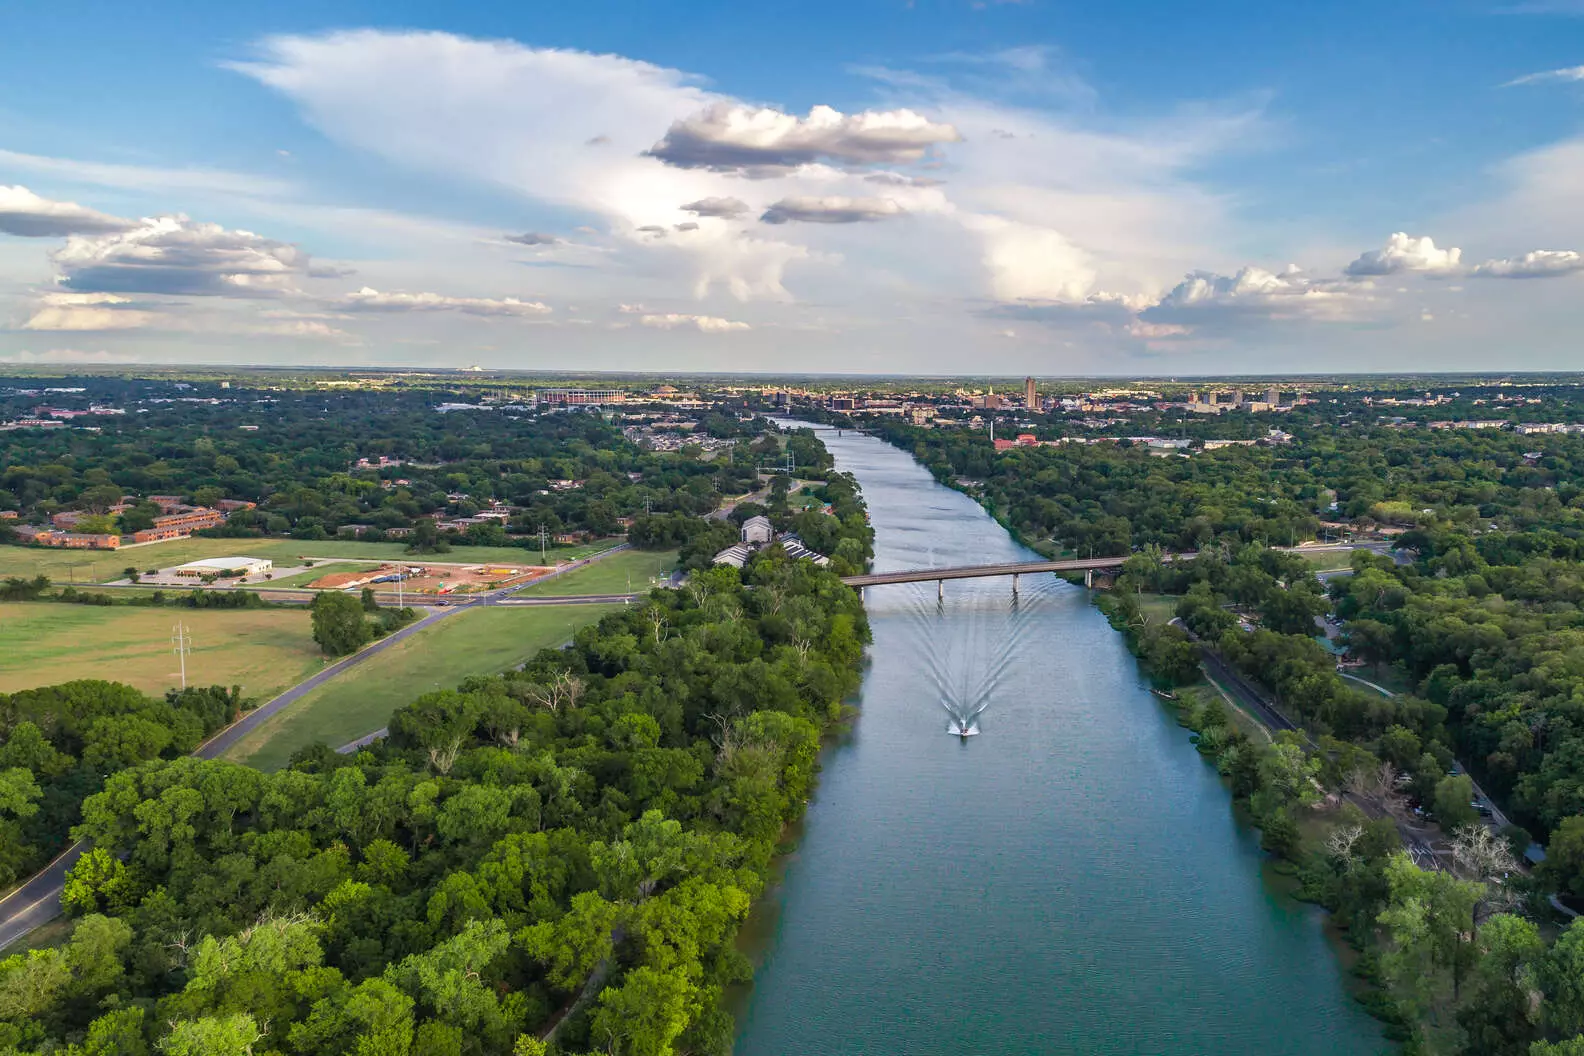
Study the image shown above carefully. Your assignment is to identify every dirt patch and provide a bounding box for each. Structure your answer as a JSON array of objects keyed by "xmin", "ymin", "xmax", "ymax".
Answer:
[{"xmin": 362, "ymin": 562, "xmax": 556, "ymax": 595}]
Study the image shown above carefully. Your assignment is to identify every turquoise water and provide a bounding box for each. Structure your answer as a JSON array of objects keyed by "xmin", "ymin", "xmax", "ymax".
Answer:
[{"xmin": 735, "ymin": 424, "xmax": 1387, "ymax": 1056}]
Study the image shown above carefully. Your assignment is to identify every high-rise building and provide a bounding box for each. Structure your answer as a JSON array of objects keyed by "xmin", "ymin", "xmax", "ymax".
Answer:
[
  {"xmin": 1266, "ymin": 386, "xmax": 1280, "ymax": 407},
  {"xmin": 1024, "ymin": 376, "xmax": 1037, "ymax": 408}
]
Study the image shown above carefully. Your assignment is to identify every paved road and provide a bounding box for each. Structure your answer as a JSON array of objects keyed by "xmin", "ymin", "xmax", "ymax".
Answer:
[{"xmin": 0, "ymin": 544, "xmax": 639, "ymax": 951}]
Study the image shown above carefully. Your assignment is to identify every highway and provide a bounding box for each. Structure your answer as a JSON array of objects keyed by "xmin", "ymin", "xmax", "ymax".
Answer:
[{"xmin": 0, "ymin": 543, "xmax": 640, "ymax": 952}]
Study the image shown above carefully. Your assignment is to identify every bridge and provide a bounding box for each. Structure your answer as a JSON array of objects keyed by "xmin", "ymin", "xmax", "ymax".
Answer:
[{"xmin": 840, "ymin": 554, "xmax": 1186, "ymax": 598}]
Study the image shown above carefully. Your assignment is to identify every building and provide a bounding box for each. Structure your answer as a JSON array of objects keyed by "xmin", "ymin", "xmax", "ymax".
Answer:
[
  {"xmin": 1024, "ymin": 377, "xmax": 1037, "ymax": 408},
  {"xmin": 536, "ymin": 388, "xmax": 626, "ymax": 407},
  {"xmin": 171, "ymin": 557, "xmax": 273, "ymax": 578},
  {"xmin": 741, "ymin": 515, "xmax": 774, "ymax": 545},
  {"xmin": 130, "ymin": 506, "xmax": 226, "ymax": 543},
  {"xmin": 16, "ymin": 525, "xmax": 121, "ymax": 549}
]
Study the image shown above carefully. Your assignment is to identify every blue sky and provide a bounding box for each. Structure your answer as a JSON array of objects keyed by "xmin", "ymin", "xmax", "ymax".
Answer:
[{"xmin": 2, "ymin": 0, "xmax": 1582, "ymax": 373}]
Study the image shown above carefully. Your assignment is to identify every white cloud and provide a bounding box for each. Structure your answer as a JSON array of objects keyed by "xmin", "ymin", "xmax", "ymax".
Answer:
[
  {"xmin": 1503, "ymin": 65, "xmax": 1584, "ymax": 87},
  {"xmin": 639, "ymin": 312, "xmax": 750, "ymax": 332},
  {"xmin": 1127, "ymin": 320, "xmax": 1191, "ymax": 338},
  {"xmin": 0, "ymin": 186, "xmax": 134, "ymax": 237},
  {"xmin": 1472, "ymin": 249, "xmax": 1584, "ymax": 277},
  {"xmin": 52, "ymin": 215, "xmax": 310, "ymax": 296},
  {"xmin": 680, "ymin": 197, "xmax": 750, "ymax": 218},
  {"xmin": 962, "ymin": 215, "xmax": 1096, "ymax": 303},
  {"xmin": 0, "ymin": 149, "xmax": 295, "ymax": 199},
  {"xmin": 1144, "ymin": 266, "xmax": 1371, "ymax": 323},
  {"xmin": 760, "ymin": 196, "xmax": 905, "ymax": 224},
  {"xmin": 1344, "ymin": 232, "xmax": 1462, "ymax": 277},
  {"xmin": 0, "ymin": 348, "xmax": 142, "ymax": 364},
  {"xmin": 336, "ymin": 286, "xmax": 552, "ymax": 315},
  {"xmin": 251, "ymin": 319, "xmax": 356, "ymax": 338},
  {"xmin": 646, "ymin": 103, "xmax": 960, "ymax": 174},
  {"xmin": 23, "ymin": 292, "xmax": 160, "ymax": 331}
]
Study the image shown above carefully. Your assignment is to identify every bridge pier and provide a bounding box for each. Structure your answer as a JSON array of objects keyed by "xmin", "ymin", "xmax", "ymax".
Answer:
[
  {"xmin": 937, "ymin": 578, "xmax": 943, "ymax": 601},
  {"xmin": 1012, "ymin": 573, "xmax": 1019, "ymax": 597},
  {"xmin": 1084, "ymin": 568, "xmax": 1093, "ymax": 589}
]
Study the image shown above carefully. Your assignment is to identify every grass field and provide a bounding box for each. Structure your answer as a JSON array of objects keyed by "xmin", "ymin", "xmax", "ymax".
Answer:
[
  {"xmin": 1132, "ymin": 592, "xmax": 1182, "ymax": 627},
  {"xmin": 0, "ymin": 537, "xmax": 619, "ymax": 585},
  {"xmin": 223, "ymin": 603, "xmax": 622, "ymax": 771},
  {"xmin": 259, "ymin": 562, "xmax": 385, "ymax": 590},
  {"xmin": 517, "ymin": 549, "xmax": 678, "ymax": 596},
  {"xmin": 0, "ymin": 603, "xmax": 322, "ymax": 701}
]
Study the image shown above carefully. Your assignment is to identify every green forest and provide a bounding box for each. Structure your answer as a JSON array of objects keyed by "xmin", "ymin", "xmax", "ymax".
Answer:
[
  {"xmin": 0, "ymin": 381, "xmax": 765, "ymax": 549},
  {"xmin": 0, "ymin": 553, "xmax": 869, "ymax": 1055}
]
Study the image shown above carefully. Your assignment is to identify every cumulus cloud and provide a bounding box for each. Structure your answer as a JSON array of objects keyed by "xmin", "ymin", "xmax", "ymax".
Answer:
[
  {"xmin": 680, "ymin": 197, "xmax": 750, "ymax": 218},
  {"xmin": 505, "ymin": 231, "xmax": 560, "ymax": 245},
  {"xmin": 962, "ymin": 215, "xmax": 1097, "ymax": 303},
  {"xmin": 251, "ymin": 319, "xmax": 356, "ymax": 338},
  {"xmin": 0, "ymin": 185, "xmax": 134, "ymax": 237},
  {"xmin": 1144, "ymin": 266, "xmax": 1369, "ymax": 323},
  {"xmin": 1344, "ymin": 232, "xmax": 1462, "ymax": 277},
  {"xmin": 23, "ymin": 293, "xmax": 160, "ymax": 331},
  {"xmin": 1472, "ymin": 249, "xmax": 1584, "ymax": 277},
  {"xmin": 647, "ymin": 103, "xmax": 960, "ymax": 175},
  {"xmin": 639, "ymin": 312, "xmax": 750, "ymax": 332},
  {"xmin": 52, "ymin": 216, "xmax": 310, "ymax": 296},
  {"xmin": 307, "ymin": 262, "xmax": 357, "ymax": 278},
  {"xmin": 760, "ymin": 196, "xmax": 905, "ymax": 224},
  {"xmin": 336, "ymin": 286, "xmax": 552, "ymax": 315},
  {"xmin": 1503, "ymin": 65, "xmax": 1584, "ymax": 87}
]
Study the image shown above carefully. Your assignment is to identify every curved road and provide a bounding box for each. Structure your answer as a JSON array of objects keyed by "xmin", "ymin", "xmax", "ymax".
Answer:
[{"xmin": 0, "ymin": 544, "xmax": 638, "ymax": 952}]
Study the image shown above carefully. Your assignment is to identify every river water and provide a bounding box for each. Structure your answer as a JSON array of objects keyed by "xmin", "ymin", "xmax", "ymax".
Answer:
[{"xmin": 735, "ymin": 424, "xmax": 1386, "ymax": 1055}]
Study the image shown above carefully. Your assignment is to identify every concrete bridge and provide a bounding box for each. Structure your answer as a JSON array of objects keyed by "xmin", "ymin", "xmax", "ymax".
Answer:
[{"xmin": 840, "ymin": 554, "xmax": 1188, "ymax": 598}]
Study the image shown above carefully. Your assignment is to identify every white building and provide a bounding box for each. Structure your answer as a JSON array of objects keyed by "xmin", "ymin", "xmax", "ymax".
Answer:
[
  {"xmin": 741, "ymin": 515, "xmax": 774, "ymax": 545},
  {"xmin": 171, "ymin": 557, "xmax": 273, "ymax": 578}
]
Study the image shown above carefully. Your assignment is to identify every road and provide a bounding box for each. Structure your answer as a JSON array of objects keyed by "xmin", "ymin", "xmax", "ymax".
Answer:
[{"xmin": 0, "ymin": 543, "xmax": 641, "ymax": 952}]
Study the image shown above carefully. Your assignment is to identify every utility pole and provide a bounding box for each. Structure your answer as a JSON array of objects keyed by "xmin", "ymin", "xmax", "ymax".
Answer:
[
  {"xmin": 538, "ymin": 524, "xmax": 548, "ymax": 565},
  {"xmin": 171, "ymin": 621, "xmax": 192, "ymax": 690}
]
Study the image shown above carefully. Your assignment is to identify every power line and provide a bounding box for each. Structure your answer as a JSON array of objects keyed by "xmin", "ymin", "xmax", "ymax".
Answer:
[{"xmin": 171, "ymin": 621, "xmax": 192, "ymax": 690}]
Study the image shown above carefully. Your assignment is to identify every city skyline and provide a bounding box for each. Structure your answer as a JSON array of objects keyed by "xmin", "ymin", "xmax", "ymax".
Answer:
[{"xmin": 3, "ymin": 1, "xmax": 1584, "ymax": 373}]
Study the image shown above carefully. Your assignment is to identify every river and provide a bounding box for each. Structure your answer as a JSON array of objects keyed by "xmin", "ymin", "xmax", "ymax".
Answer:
[{"xmin": 734, "ymin": 424, "xmax": 1386, "ymax": 1055}]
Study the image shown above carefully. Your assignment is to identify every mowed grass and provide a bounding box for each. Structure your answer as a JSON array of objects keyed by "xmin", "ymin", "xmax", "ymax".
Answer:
[
  {"xmin": 517, "ymin": 549, "xmax": 678, "ymax": 596},
  {"xmin": 223, "ymin": 602, "xmax": 622, "ymax": 771},
  {"xmin": 0, "ymin": 603, "xmax": 321, "ymax": 701},
  {"xmin": 0, "ymin": 537, "xmax": 619, "ymax": 585},
  {"xmin": 261, "ymin": 562, "xmax": 385, "ymax": 590}
]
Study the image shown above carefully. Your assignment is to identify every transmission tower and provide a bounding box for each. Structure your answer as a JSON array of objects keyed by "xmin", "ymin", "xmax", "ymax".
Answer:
[{"xmin": 171, "ymin": 622, "xmax": 192, "ymax": 690}]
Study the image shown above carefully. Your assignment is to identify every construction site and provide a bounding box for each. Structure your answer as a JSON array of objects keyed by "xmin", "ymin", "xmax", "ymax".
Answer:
[{"xmin": 304, "ymin": 561, "xmax": 553, "ymax": 596}]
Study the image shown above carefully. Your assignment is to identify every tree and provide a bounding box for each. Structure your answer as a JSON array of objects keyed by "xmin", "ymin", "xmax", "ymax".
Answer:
[
  {"xmin": 1435, "ymin": 774, "xmax": 1479, "ymax": 831},
  {"xmin": 62, "ymin": 846, "xmax": 133, "ymax": 915},
  {"xmin": 158, "ymin": 1013, "xmax": 267, "ymax": 1056},
  {"xmin": 311, "ymin": 591, "xmax": 373, "ymax": 656},
  {"xmin": 1546, "ymin": 816, "xmax": 1584, "ymax": 899},
  {"xmin": 590, "ymin": 966, "xmax": 693, "ymax": 1056},
  {"xmin": 406, "ymin": 519, "xmax": 451, "ymax": 554}
]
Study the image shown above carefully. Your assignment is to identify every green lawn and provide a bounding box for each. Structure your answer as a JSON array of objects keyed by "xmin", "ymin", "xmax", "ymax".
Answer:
[
  {"xmin": 0, "ymin": 602, "xmax": 321, "ymax": 701},
  {"xmin": 1133, "ymin": 592, "xmax": 1181, "ymax": 627},
  {"xmin": 223, "ymin": 602, "xmax": 622, "ymax": 771},
  {"xmin": 0, "ymin": 537, "xmax": 619, "ymax": 585},
  {"xmin": 517, "ymin": 549, "xmax": 678, "ymax": 596},
  {"xmin": 1294, "ymin": 549, "xmax": 1360, "ymax": 572}
]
